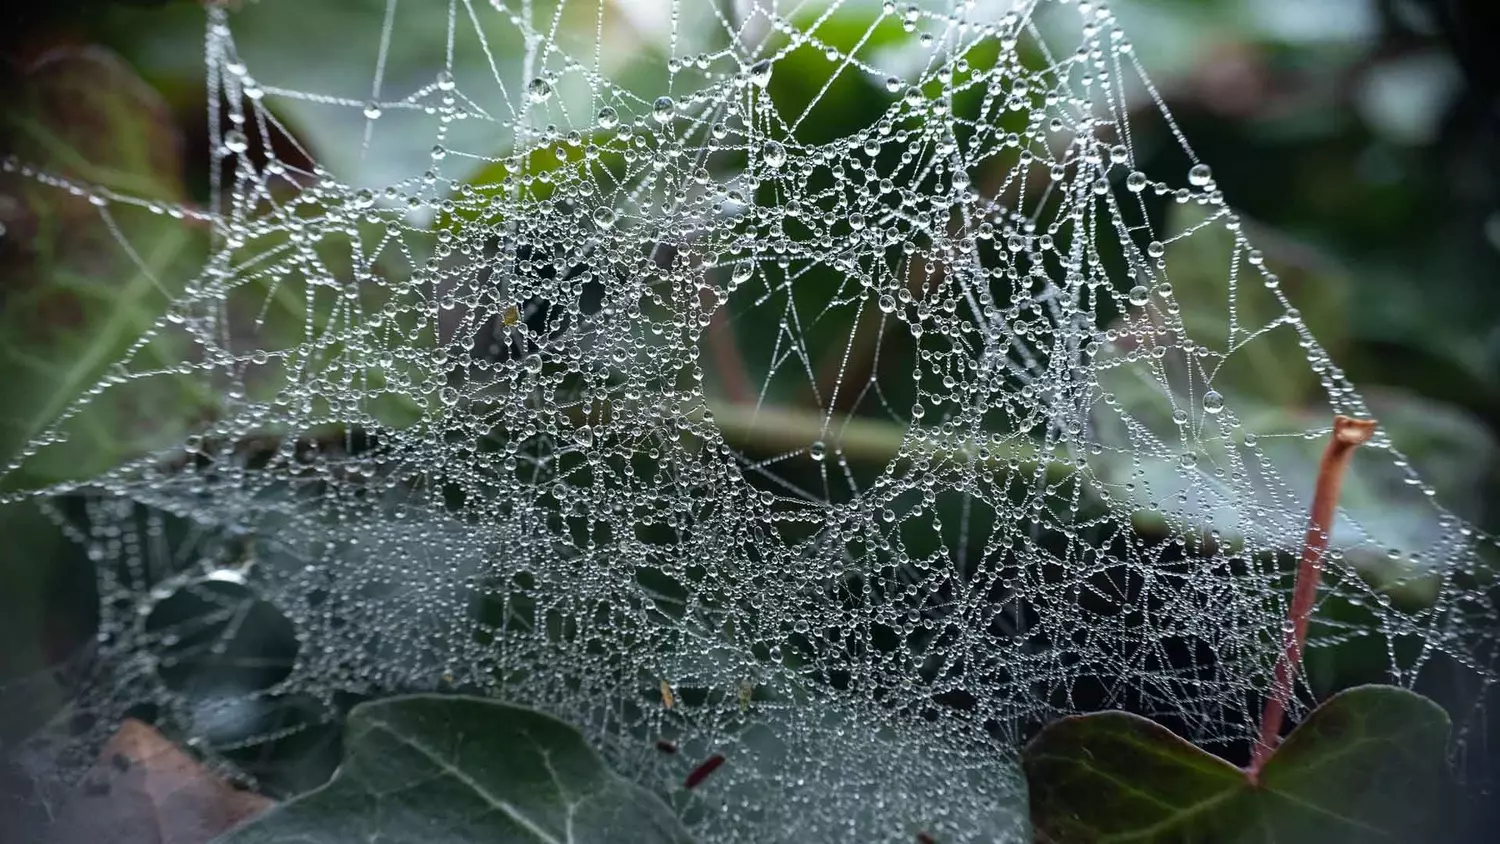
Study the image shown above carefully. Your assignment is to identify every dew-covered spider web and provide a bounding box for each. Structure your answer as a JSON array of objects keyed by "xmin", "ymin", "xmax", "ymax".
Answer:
[{"xmin": 3, "ymin": 0, "xmax": 1499, "ymax": 841}]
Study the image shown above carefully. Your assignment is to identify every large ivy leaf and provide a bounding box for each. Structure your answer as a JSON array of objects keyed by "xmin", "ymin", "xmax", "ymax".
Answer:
[
  {"xmin": 1, "ymin": 46, "xmax": 210, "ymax": 490},
  {"xmin": 218, "ymin": 694, "xmax": 694, "ymax": 844},
  {"xmin": 1022, "ymin": 685, "xmax": 1453, "ymax": 843}
]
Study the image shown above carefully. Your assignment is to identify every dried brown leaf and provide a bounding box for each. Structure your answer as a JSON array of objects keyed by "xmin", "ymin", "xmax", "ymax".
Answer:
[{"xmin": 46, "ymin": 719, "xmax": 272, "ymax": 844}]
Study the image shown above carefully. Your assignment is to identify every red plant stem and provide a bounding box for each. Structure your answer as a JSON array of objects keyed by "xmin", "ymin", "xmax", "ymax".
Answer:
[{"xmin": 1247, "ymin": 414, "xmax": 1376, "ymax": 782}]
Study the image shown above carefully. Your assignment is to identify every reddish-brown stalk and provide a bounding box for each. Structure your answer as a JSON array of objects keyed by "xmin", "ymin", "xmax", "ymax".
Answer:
[
  {"xmin": 684, "ymin": 753, "xmax": 726, "ymax": 789},
  {"xmin": 1247, "ymin": 414, "xmax": 1376, "ymax": 782}
]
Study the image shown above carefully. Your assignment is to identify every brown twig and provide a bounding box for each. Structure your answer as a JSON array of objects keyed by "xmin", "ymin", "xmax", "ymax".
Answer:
[{"xmin": 1247, "ymin": 414, "xmax": 1376, "ymax": 782}]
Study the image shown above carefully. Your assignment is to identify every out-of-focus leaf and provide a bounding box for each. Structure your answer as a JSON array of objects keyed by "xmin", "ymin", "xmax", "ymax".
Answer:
[
  {"xmin": 1090, "ymin": 202, "xmax": 1489, "ymax": 591},
  {"xmin": 766, "ymin": 8, "xmax": 907, "ymax": 146},
  {"xmin": 0, "ymin": 499, "xmax": 88, "ymax": 742},
  {"xmin": 0, "ymin": 46, "xmax": 211, "ymax": 490},
  {"xmin": 103, "ymin": 0, "xmax": 673, "ymax": 192},
  {"xmin": 1022, "ymin": 684, "xmax": 1453, "ymax": 843},
  {"xmin": 1157, "ymin": 198, "xmax": 1351, "ymax": 408},
  {"xmin": 219, "ymin": 694, "xmax": 694, "ymax": 844}
]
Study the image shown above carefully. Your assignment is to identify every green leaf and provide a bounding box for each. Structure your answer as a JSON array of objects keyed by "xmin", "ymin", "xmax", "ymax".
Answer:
[
  {"xmin": 0, "ymin": 47, "xmax": 210, "ymax": 490},
  {"xmin": 1021, "ymin": 685, "xmax": 1453, "ymax": 843},
  {"xmin": 102, "ymin": 0, "xmax": 671, "ymax": 191},
  {"xmin": 217, "ymin": 694, "xmax": 694, "ymax": 844}
]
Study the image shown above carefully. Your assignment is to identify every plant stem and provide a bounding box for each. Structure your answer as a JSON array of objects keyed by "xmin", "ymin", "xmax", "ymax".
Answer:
[
  {"xmin": 706, "ymin": 401, "xmax": 1170, "ymax": 530},
  {"xmin": 1247, "ymin": 414, "xmax": 1376, "ymax": 782},
  {"xmin": 709, "ymin": 402, "xmax": 914, "ymax": 464},
  {"xmin": 707, "ymin": 401, "xmax": 1063, "ymax": 478}
]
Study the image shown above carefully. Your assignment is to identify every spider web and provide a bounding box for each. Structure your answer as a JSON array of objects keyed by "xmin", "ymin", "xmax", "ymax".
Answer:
[{"xmin": 3, "ymin": 0, "xmax": 1498, "ymax": 841}]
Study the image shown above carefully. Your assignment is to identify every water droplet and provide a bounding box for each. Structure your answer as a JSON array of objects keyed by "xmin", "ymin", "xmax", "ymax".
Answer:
[
  {"xmin": 1172, "ymin": 408, "xmax": 1189, "ymax": 425},
  {"xmin": 222, "ymin": 129, "xmax": 248, "ymax": 154},
  {"xmin": 528, "ymin": 77, "xmax": 553, "ymax": 103},
  {"xmin": 436, "ymin": 69, "xmax": 456, "ymax": 91},
  {"xmin": 878, "ymin": 294, "xmax": 897, "ymax": 313},
  {"xmin": 809, "ymin": 440, "xmax": 827, "ymax": 462},
  {"xmin": 1179, "ymin": 452, "xmax": 1198, "ymax": 469},
  {"xmin": 731, "ymin": 262, "xmax": 754, "ymax": 284},
  {"xmin": 204, "ymin": 568, "xmax": 248, "ymax": 586},
  {"xmin": 1188, "ymin": 163, "xmax": 1213, "ymax": 187},
  {"xmin": 597, "ymin": 106, "xmax": 619, "ymax": 129},
  {"xmin": 593, "ymin": 206, "xmax": 616, "ymax": 229},
  {"xmin": 885, "ymin": 76, "xmax": 903, "ymax": 93},
  {"xmin": 1109, "ymin": 144, "xmax": 1129, "ymax": 165},
  {"xmin": 524, "ymin": 354, "xmax": 543, "ymax": 374},
  {"xmin": 1203, "ymin": 390, "xmax": 1224, "ymax": 414},
  {"xmin": 904, "ymin": 86, "xmax": 924, "ymax": 107},
  {"xmin": 749, "ymin": 59, "xmax": 773, "ymax": 88},
  {"xmin": 575, "ymin": 426, "xmax": 594, "ymax": 448},
  {"xmin": 1126, "ymin": 171, "xmax": 1148, "ymax": 192},
  {"xmin": 762, "ymin": 140, "xmax": 786, "ymax": 168},
  {"xmin": 652, "ymin": 96, "xmax": 675, "ymax": 124},
  {"xmin": 1147, "ymin": 240, "xmax": 1165, "ymax": 259},
  {"xmin": 1128, "ymin": 285, "xmax": 1149, "ymax": 306},
  {"xmin": 363, "ymin": 101, "xmax": 382, "ymax": 119}
]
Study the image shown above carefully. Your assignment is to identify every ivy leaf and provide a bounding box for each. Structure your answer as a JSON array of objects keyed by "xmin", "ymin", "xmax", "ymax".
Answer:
[
  {"xmin": 1021, "ymin": 685, "xmax": 1453, "ymax": 843},
  {"xmin": 218, "ymin": 694, "xmax": 694, "ymax": 844}
]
